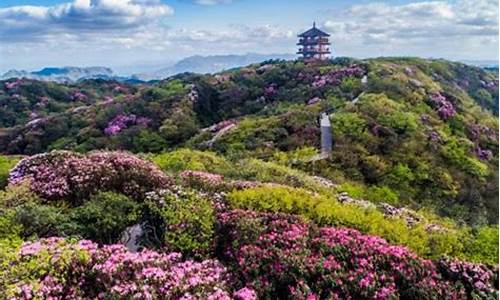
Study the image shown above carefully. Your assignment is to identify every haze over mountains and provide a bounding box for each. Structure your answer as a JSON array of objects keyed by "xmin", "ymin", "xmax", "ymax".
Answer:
[
  {"xmin": 1, "ymin": 53, "xmax": 296, "ymax": 83},
  {"xmin": 4, "ymin": 53, "xmax": 495, "ymax": 83}
]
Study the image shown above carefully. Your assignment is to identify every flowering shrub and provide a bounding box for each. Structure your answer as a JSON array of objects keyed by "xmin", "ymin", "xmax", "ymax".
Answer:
[
  {"xmin": 104, "ymin": 114, "xmax": 151, "ymax": 136},
  {"xmin": 437, "ymin": 259, "xmax": 498, "ymax": 299},
  {"xmin": 264, "ymin": 83, "xmax": 278, "ymax": 97},
  {"xmin": 70, "ymin": 91, "xmax": 88, "ymax": 102},
  {"xmin": 3, "ymin": 238, "xmax": 238, "ymax": 299},
  {"xmin": 312, "ymin": 65, "xmax": 365, "ymax": 88},
  {"xmin": 180, "ymin": 170, "xmax": 225, "ymax": 191},
  {"xmin": 9, "ymin": 151, "xmax": 171, "ymax": 202},
  {"xmin": 226, "ymin": 186, "xmax": 494, "ymax": 263},
  {"xmin": 429, "ymin": 92, "xmax": 456, "ymax": 120},
  {"xmin": 467, "ymin": 123, "xmax": 498, "ymax": 142},
  {"xmin": 475, "ymin": 145, "xmax": 493, "ymax": 161},
  {"xmin": 216, "ymin": 210, "xmax": 497, "ymax": 300}
]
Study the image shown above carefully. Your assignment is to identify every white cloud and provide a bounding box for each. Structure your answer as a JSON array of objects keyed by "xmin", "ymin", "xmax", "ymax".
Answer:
[
  {"xmin": 0, "ymin": 0, "xmax": 174, "ymax": 42},
  {"xmin": 325, "ymin": 0, "xmax": 498, "ymax": 44},
  {"xmin": 323, "ymin": 0, "xmax": 498, "ymax": 59}
]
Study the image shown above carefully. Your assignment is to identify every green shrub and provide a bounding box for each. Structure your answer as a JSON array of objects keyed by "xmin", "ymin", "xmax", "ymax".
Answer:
[
  {"xmin": 365, "ymin": 185, "xmax": 399, "ymax": 205},
  {"xmin": 13, "ymin": 202, "xmax": 70, "ymax": 239},
  {"xmin": 464, "ymin": 226, "xmax": 499, "ymax": 265},
  {"xmin": 0, "ymin": 155, "xmax": 20, "ymax": 189},
  {"xmin": 337, "ymin": 183, "xmax": 399, "ymax": 205},
  {"xmin": 145, "ymin": 189, "xmax": 215, "ymax": 258},
  {"xmin": 234, "ymin": 159, "xmax": 330, "ymax": 193},
  {"xmin": 0, "ymin": 209, "xmax": 22, "ymax": 240},
  {"xmin": 332, "ymin": 112, "xmax": 366, "ymax": 138},
  {"xmin": 0, "ymin": 181, "xmax": 41, "ymax": 208},
  {"xmin": 227, "ymin": 186, "xmax": 485, "ymax": 262},
  {"xmin": 68, "ymin": 192, "xmax": 140, "ymax": 244},
  {"xmin": 152, "ymin": 149, "xmax": 232, "ymax": 175}
]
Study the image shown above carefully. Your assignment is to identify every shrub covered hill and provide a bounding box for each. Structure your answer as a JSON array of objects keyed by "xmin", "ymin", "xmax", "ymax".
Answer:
[{"xmin": 0, "ymin": 57, "xmax": 499, "ymax": 299}]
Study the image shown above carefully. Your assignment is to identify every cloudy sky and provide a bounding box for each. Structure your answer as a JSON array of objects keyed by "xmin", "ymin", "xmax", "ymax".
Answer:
[{"xmin": 0, "ymin": 0, "xmax": 498, "ymax": 74}]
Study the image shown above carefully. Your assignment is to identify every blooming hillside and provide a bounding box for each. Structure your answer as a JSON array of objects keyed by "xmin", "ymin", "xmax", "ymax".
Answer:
[
  {"xmin": 0, "ymin": 150, "xmax": 498, "ymax": 299},
  {"xmin": 0, "ymin": 57, "xmax": 498, "ymax": 299}
]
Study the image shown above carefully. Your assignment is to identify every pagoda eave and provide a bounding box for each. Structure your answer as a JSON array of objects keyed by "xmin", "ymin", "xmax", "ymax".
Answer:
[{"xmin": 297, "ymin": 51, "xmax": 331, "ymax": 55}]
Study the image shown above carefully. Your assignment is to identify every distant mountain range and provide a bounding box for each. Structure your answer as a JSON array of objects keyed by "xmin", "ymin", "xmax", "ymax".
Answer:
[
  {"xmin": 1, "ymin": 66, "xmax": 115, "ymax": 83},
  {"xmin": 131, "ymin": 53, "xmax": 296, "ymax": 81},
  {"xmin": 2, "ymin": 55, "xmax": 496, "ymax": 83}
]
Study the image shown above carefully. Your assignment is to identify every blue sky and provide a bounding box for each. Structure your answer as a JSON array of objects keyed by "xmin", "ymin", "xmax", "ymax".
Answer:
[{"xmin": 0, "ymin": 0, "xmax": 498, "ymax": 74}]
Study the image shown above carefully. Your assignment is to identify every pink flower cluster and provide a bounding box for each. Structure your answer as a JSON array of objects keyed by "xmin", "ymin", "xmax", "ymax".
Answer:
[
  {"xmin": 104, "ymin": 114, "xmax": 151, "ymax": 136},
  {"xmin": 429, "ymin": 92, "xmax": 456, "ymax": 120},
  {"xmin": 475, "ymin": 145, "xmax": 493, "ymax": 161},
  {"xmin": 5, "ymin": 79, "xmax": 22, "ymax": 90},
  {"xmin": 437, "ymin": 259, "xmax": 498, "ymax": 298},
  {"xmin": 9, "ymin": 238, "xmax": 252, "ymax": 300},
  {"xmin": 307, "ymin": 97, "xmax": 321, "ymax": 105},
  {"xmin": 264, "ymin": 83, "xmax": 278, "ymax": 97},
  {"xmin": 216, "ymin": 210, "xmax": 496, "ymax": 300},
  {"xmin": 468, "ymin": 123, "xmax": 497, "ymax": 141},
  {"xmin": 312, "ymin": 65, "xmax": 365, "ymax": 88},
  {"xmin": 180, "ymin": 170, "xmax": 227, "ymax": 193},
  {"xmin": 9, "ymin": 151, "xmax": 171, "ymax": 201},
  {"xmin": 70, "ymin": 91, "xmax": 88, "ymax": 102},
  {"xmin": 112, "ymin": 85, "xmax": 127, "ymax": 93}
]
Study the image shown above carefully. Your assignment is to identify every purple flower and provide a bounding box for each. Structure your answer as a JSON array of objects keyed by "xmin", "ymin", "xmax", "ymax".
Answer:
[
  {"xmin": 429, "ymin": 92, "xmax": 456, "ymax": 120},
  {"xmin": 104, "ymin": 114, "xmax": 142, "ymax": 136},
  {"xmin": 475, "ymin": 145, "xmax": 493, "ymax": 160},
  {"xmin": 71, "ymin": 91, "xmax": 88, "ymax": 102}
]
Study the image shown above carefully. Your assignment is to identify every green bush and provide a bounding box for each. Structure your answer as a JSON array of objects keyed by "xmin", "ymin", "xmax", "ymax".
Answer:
[
  {"xmin": 464, "ymin": 226, "xmax": 499, "ymax": 265},
  {"xmin": 145, "ymin": 189, "xmax": 215, "ymax": 258},
  {"xmin": 227, "ymin": 186, "xmax": 488, "ymax": 262},
  {"xmin": 68, "ymin": 192, "xmax": 140, "ymax": 244},
  {"xmin": 0, "ymin": 209, "xmax": 22, "ymax": 240},
  {"xmin": 0, "ymin": 181, "xmax": 41, "ymax": 208},
  {"xmin": 152, "ymin": 149, "xmax": 232, "ymax": 175},
  {"xmin": 0, "ymin": 155, "xmax": 20, "ymax": 189},
  {"xmin": 234, "ymin": 159, "xmax": 330, "ymax": 193},
  {"xmin": 337, "ymin": 182, "xmax": 400, "ymax": 205},
  {"xmin": 331, "ymin": 112, "xmax": 366, "ymax": 138},
  {"xmin": 13, "ymin": 202, "xmax": 70, "ymax": 239}
]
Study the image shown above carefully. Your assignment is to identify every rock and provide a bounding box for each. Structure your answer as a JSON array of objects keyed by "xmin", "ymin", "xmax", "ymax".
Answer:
[
  {"xmin": 120, "ymin": 224, "xmax": 143, "ymax": 253},
  {"xmin": 337, "ymin": 192, "xmax": 376, "ymax": 209},
  {"xmin": 311, "ymin": 176, "xmax": 337, "ymax": 188},
  {"xmin": 409, "ymin": 78, "xmax": 423, "ymax": 87}
]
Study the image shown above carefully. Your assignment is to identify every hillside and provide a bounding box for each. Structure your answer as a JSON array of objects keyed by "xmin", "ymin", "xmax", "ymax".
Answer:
[
  {"xmin": 0, "ymin": 57, "xmax": 498, "ymax": 299},
  {"xmin": 0, "ymin": 57, "xmax": 497, "ymax": 225}
]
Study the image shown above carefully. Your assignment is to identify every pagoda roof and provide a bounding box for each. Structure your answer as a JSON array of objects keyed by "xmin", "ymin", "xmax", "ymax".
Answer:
[{"xmin": 298, "ymin": 23, "xmax": 330, "ymax": 37}]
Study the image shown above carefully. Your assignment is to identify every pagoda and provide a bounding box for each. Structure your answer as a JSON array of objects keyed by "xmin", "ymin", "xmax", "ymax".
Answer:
[{"xmin": 297, "ymin": 22, "xmax": 331, "ymax": 60}]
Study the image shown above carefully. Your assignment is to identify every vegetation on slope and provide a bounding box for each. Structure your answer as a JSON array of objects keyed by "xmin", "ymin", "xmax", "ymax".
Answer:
[{"xmin": 0, "ymin": 57, "xmax": 498, "ymax": 298}]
